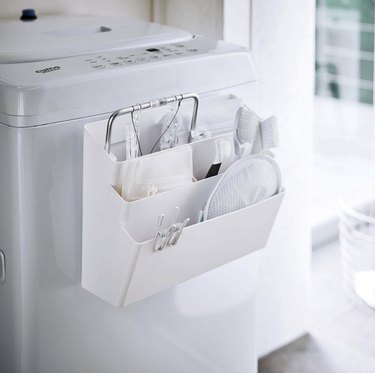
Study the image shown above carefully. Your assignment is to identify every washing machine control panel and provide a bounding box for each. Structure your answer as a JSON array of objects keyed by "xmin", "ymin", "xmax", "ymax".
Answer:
[
  {"xmin": 83, "ymin": 43, "xmax": 202, "ymax": 70},
  {"xmin": 0, "ymin": 35, "xmax": 255, "ymax": 124},
  {"xmin": 0, "ymin": 36, "xmax": 244, "ymax": 86}
]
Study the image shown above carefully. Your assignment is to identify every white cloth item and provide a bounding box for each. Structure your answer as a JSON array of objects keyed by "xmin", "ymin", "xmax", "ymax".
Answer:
[{"xmin": 121, "ymin": 146, "xmax": 195, "ymax": 201}]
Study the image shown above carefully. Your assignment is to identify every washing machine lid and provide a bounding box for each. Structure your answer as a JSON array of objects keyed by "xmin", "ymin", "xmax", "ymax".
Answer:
[
  {"xmin": 0, "ymin": 14, "xmax": 192, "ymax": 63},
  {"xmin": 0, "ymin": 15, "xmax": 257, "ymax": 127}
]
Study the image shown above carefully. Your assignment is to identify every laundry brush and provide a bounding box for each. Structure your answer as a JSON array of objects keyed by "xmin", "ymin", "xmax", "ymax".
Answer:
[
  {"xmin": 260, "ymin": 115, "xmax": 279, "ymax": 150},
  {"xmin": 234, "ymin": 105, "xmax": 260, "ymax": 158}
]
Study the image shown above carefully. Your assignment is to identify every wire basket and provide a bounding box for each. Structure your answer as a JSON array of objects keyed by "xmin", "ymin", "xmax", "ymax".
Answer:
[{"xmin": 339, "ymin": 200, "xmax": 375, "ymax": 309}]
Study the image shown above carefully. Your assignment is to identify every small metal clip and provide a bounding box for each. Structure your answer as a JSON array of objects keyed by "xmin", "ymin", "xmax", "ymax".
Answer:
[
  {"xmin": 170, "ymin": 218, "xmax": 190, "ymax": 246},
  {"xmin": 153, "ymin": 209, "xmax": 190, "ymax": 252},
  {"xmin": 166, "ymin": 207, "xmax": 180, "ymax": 246},
  {"xmin": 153, "ymin": 231, "xmax": 163, "ymax": 252},
  {"xmin": 153, "ymin": 214, "xmax": 165, "ymax": 252}
]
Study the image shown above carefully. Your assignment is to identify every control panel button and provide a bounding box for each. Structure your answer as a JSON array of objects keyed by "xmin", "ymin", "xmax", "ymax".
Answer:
[
  {"xmin": 84, "ymin": 40, "xmax": 203, "ymax": 70},
  {"xmin": 20, "ymin": 9, "xmax": 37, "ymax": 21}
]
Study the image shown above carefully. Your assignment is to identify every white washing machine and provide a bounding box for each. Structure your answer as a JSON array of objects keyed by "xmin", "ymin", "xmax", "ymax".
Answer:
[{"xmin": 0, "ymin": 14, "xmax": 262, "ymax": 373}]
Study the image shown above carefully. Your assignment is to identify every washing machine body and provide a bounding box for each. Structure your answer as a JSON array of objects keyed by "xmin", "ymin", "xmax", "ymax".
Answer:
[{"xmin": 0, "ymin": 15, "xmax": 259, "ymax": 373}]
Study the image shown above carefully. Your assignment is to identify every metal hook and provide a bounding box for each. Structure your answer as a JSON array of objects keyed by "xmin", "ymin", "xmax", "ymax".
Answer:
[{"xmin": 104, "ymin": 93, "xmax": 200, "ymax": 154}]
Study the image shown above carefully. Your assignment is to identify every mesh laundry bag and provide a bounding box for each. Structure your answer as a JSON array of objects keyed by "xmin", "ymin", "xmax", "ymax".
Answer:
[{"xmin": 202, "ymin": 154, "xmax": 282, "ymax": 220}]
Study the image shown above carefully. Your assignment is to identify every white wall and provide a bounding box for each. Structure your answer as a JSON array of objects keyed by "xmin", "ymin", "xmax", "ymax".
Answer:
[
  {"xmin": 0, "ymin": 0, "xmax": 150, "ymax": 20},
  {"xmin": 251, "ymin": 0, "xmax": 314, "ymax": 356},
  {"xmin": 152, "ymin": 0, "xmax": 251, "ymax": 47},
  {"xmin": 152, "ymin": 0, "xmax": 224, "ymax": 39}
]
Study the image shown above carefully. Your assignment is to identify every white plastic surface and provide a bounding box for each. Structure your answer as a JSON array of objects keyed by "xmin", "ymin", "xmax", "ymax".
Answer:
[
  {"xmin": 82, "ymin": 97, "xmax": 283, "ymax": 307},
  {"xmin": 0, "ymin": 15, "xmax": 191, "ymax": 63},
  {"xmin": 0, "ymin": 24, "xmax": 257, "ymax": 126}
]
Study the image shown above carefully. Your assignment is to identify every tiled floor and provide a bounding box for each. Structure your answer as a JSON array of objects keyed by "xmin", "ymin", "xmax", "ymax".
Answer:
[{"xmin": 259, "ymin": 241, "xmax": 375, "ymax": 373}]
